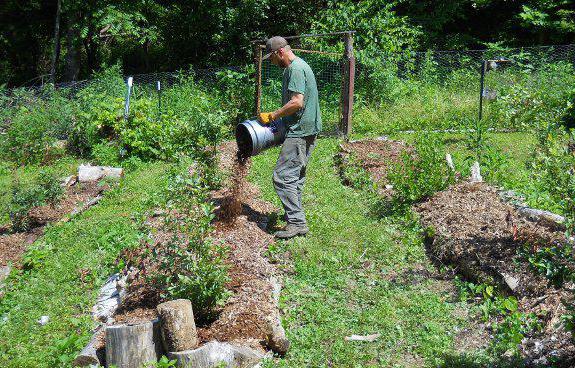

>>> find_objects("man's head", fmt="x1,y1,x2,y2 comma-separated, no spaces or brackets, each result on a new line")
263,36,294,68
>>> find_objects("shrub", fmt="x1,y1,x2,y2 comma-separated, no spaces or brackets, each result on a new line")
1,87,78,165
123,158,229,319
387,134,454,208
9,182,41,232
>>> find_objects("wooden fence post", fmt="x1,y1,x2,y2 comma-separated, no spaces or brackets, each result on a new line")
254,44,263,116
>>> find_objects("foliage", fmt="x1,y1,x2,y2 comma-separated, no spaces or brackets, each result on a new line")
9,181,42,232
522,243,575,288
215,66,255,126
1,88,77,165
7,168,64,232
386,134,454,208
456,279,541,356
122,158,229,320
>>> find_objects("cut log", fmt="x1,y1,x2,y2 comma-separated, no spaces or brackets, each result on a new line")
157,299,198,352
73,326,104,367
105,320,162,368
78,165,123,183
168,341,263,368
265,277,290,355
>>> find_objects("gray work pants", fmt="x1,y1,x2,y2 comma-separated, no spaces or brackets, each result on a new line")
273,135,317,226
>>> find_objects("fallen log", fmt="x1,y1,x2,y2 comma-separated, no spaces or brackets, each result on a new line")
78,165,123,183
72,326,104,367
168,341,263,368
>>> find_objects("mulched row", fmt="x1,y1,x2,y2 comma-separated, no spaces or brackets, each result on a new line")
339,138,575,366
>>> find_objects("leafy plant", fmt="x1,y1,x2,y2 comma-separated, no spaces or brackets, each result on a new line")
386,134,454,208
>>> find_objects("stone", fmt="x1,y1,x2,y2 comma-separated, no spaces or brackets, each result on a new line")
445,153,455,171
168,341,263,368
502,273,520,291
157,299,198,352
38,315,49,325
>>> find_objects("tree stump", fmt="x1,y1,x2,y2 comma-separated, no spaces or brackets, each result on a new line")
157,299,198,352
105,320,162,368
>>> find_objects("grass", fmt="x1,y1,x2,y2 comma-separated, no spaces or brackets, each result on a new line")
250,138,478,367
0,161,168,367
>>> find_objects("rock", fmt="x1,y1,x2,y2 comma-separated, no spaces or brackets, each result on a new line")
157,299,197,352
0,265,11,285
168,341,263,368
92,274,126,323
470,161,482,182
105,320,163,368
78,165,123,183
38,315,49,325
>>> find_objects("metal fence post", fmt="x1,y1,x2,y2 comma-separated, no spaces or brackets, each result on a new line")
340,32,355,138
478,60,486,121
124,76,133,121
254,44,263,116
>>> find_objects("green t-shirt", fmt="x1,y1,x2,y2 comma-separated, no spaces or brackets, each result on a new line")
282,57,322,137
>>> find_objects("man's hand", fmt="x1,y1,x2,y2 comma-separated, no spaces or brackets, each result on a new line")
258,112,275,125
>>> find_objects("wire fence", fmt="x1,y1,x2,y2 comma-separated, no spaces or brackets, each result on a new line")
2,43,575,137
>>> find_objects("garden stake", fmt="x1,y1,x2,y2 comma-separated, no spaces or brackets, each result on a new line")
124,76,133,121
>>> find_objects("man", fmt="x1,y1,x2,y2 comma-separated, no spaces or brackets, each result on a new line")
258,36,321,239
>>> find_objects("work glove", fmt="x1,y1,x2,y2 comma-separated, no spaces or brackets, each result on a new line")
258,112,274,125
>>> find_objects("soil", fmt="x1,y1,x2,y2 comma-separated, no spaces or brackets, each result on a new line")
0,181,105,268
115,141,281,352
336,137,411,194
339,138,575,366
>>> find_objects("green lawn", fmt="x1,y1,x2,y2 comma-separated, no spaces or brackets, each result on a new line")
250,139,474,367
0,161,168,367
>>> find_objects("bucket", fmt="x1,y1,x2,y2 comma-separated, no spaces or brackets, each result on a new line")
235,118,287,158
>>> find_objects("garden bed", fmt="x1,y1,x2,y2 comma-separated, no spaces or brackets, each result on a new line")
335,137,410,192
338,137,575,365
112,141,282,355
0,181,105,269
415,181,574,365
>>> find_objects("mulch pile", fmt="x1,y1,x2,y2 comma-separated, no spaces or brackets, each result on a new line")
339,138,575,366
415,182,574,365
115,141,280,352
0,181,104,268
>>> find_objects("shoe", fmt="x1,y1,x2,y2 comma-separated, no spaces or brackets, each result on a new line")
274,224,309,239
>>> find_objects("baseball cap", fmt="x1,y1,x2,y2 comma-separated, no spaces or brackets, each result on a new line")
262,36,288,60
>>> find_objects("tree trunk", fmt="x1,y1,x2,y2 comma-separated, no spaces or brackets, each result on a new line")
49,0,62,84
63,12,81,82
157,299,198,352
105,321,163,368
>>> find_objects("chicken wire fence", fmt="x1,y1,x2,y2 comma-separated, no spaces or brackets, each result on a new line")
2,43,575,136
